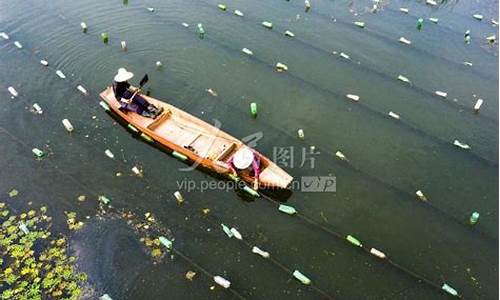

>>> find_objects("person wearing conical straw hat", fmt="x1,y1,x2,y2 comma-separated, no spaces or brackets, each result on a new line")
228,146,261,190
113,68,162,118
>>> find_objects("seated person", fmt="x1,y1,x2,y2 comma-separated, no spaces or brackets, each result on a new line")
228,146,261,190
112,68,162,118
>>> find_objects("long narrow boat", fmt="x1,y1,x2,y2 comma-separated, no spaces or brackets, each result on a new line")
99,87,293,189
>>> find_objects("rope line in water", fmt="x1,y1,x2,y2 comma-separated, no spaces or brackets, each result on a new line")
0,76,338,298
200,212,337,299
258,192,465,299
0,9,486,298
1,30,496,244
186,0,498,125
0,81,459,299
0,125,249,300
266,0,498,82
132,1,499,167
21,0,498,167
0,30,488,298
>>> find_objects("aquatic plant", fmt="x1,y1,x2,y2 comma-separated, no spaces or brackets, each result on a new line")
0,202,87,299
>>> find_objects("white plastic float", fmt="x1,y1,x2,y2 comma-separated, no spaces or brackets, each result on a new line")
346,94,359,101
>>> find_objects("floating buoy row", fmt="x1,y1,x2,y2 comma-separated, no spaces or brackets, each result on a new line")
212,213,324,290
0,96,248,299
5,12,488,298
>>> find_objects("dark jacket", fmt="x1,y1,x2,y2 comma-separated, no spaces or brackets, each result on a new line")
113,81,130,100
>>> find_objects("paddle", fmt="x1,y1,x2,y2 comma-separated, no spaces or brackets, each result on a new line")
127,74,149,102
138,74,149,88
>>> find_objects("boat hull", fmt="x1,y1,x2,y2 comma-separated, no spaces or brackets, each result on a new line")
99,87,293,189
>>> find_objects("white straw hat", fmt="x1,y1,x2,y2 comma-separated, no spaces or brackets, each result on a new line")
114,68,134,82
233,147,254,170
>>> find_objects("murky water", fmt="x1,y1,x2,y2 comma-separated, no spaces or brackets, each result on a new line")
0,0,498,299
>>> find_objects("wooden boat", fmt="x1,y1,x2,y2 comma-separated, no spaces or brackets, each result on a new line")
99,87,293,189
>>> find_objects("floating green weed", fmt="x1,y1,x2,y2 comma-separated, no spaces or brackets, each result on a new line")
0,202,87,299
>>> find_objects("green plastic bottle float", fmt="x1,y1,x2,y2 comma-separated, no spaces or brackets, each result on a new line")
346,235,363,247
100,32,109,44
250,102,257,118
416,18,424,30
197,23,205,38
469,212,480,225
